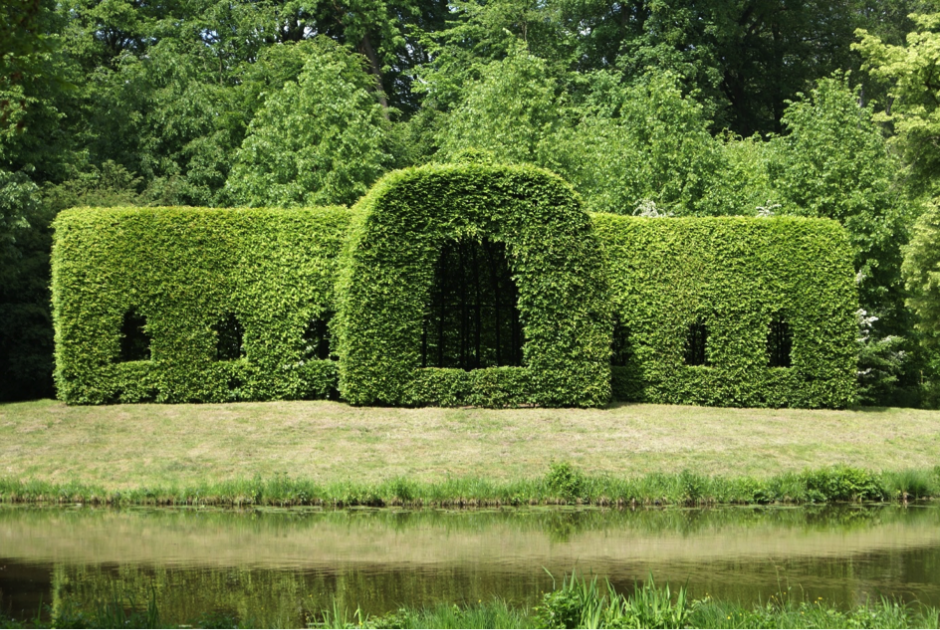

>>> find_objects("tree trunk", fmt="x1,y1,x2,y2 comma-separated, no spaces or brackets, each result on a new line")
358,33,389,118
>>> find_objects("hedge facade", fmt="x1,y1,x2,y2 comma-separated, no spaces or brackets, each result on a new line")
52,164,858,408
592,214,858,408
52,206,350,404
335,165,612,407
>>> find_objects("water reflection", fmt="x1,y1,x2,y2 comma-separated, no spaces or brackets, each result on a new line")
0,504,938,626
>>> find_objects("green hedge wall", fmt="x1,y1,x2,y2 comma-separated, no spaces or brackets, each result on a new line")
52,206,350,404
335,164,613,407
52,170,858,409
592,214,858,408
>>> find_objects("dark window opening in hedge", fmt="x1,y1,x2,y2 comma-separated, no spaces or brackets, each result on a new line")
118,309,151,362
612,318,632,367
214,313,245,361
683,320,709,366
767,317,793,367
302,312,333,360
421,237,523,370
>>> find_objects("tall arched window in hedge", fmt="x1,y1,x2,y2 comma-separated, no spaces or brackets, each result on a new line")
118,309,151,362
767,317,793,367
303,312,333,360
683,319,709,366
421,238,523,370
214,313,245,361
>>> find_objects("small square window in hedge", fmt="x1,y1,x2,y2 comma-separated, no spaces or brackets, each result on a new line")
421,238,523,370
118,309,151,362
214,313,245,361
302,312,333,360
683,320,709,366
767,317,793,368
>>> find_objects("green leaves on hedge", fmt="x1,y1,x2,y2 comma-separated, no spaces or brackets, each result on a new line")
594,214,858,408
335,163,613,407
52,206,350,404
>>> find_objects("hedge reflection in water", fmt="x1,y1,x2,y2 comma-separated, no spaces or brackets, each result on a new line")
1,504,939,627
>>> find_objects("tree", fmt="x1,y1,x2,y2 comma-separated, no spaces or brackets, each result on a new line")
768,74,909,330
0,169,54,401
223,38,394,207
435,40,561,166
551,71,729,216
903,200,940,341
855,13,940,198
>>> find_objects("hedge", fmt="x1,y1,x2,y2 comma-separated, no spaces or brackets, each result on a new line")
51,166,858,408
52,206,350,404
592,214,858,408
335,164,613,407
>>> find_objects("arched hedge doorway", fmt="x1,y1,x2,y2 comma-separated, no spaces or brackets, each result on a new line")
335,164,612,407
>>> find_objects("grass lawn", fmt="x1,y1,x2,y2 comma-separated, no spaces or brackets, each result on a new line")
1,399,938,490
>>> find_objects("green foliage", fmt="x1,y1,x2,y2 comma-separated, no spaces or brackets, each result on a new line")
3,464,939,507
544,462,585,501
856,14,940,198
223,38,395,208
438,43,559,164
552,71,730,217
435,40,562,166
857,309,908,405
903,200,940,346
52,206,351,403
0,169,54,401
594,214,858,408
0,168,37,256
6,572,940,629
55,165,860,408
335,163,612,407
537,573,692,630
801,466,887,502
42,160,143,213
769,74,909,330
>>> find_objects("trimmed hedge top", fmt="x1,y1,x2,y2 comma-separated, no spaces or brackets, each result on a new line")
52,165,858,408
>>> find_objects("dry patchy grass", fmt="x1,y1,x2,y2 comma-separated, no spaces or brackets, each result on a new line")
0,400,938,489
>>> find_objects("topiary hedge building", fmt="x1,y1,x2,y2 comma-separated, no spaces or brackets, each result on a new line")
52,164,858,408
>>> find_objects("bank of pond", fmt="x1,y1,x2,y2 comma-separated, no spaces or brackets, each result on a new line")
2,464,939,508
1,501,940,628
3,575,939,629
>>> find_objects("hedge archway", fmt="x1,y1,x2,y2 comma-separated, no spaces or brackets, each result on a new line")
335,164,612,407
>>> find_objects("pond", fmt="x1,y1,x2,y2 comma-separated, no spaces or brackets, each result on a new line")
1,504,939,626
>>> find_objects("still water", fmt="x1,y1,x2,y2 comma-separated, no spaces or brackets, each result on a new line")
1,504,939,625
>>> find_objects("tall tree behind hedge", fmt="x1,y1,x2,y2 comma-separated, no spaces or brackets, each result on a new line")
856,12,940,199
550,71,733,216
434,41,562,166
223,38,395,208
768,75,908,329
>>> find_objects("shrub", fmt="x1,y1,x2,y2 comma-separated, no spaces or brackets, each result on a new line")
593,214,858,408
335,163,612,407
53,166,858,409
52,206,350,403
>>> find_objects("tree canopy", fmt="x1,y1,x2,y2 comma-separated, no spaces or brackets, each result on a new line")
4,0,940,405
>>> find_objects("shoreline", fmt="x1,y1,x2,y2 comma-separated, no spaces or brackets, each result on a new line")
1,464,937,508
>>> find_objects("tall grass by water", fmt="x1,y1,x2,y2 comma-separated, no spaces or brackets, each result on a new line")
3,574,938,629
1,463,938,507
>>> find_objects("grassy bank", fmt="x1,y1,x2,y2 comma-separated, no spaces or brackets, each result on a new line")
2,574,939,629
1,462,939,507
2,399,940,489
